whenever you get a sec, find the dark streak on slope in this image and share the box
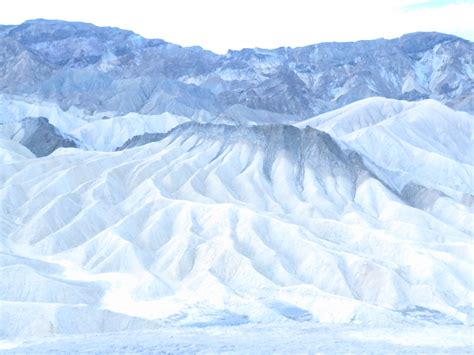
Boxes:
[17,117,78,157]
[118,122,370,197]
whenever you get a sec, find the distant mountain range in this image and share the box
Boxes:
[0,19,472,123]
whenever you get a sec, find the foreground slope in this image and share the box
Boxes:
[1,323,472,353]
[1,122,472,338]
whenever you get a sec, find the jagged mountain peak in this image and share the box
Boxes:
[0,20,472,118]
[9,18,142,43]
[395,31,464,51]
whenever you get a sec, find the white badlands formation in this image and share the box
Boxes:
[0,96,472,348]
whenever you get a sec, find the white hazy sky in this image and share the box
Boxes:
[1,0,473,53]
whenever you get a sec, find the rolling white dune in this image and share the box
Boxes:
[1,100,473,338]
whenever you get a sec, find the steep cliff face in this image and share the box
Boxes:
[17,117,78,157]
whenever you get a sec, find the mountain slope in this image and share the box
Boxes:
[0,94,190,152]
[1,122,472,337]
[0,20,472,120]
[296,97,474,199]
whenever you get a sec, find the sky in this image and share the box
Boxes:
[1,0,473,53]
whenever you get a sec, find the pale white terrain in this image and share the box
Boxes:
[297,97,474,198]
[1,323,472,353]
[0,95,189,151]
[0,97,472,352]
[0,139,35,164]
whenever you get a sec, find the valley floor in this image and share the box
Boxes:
[1,323,472,354]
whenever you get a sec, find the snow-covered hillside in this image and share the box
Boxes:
[0,95,189,151]
[297,97,474,200]
[1,119,472,341]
